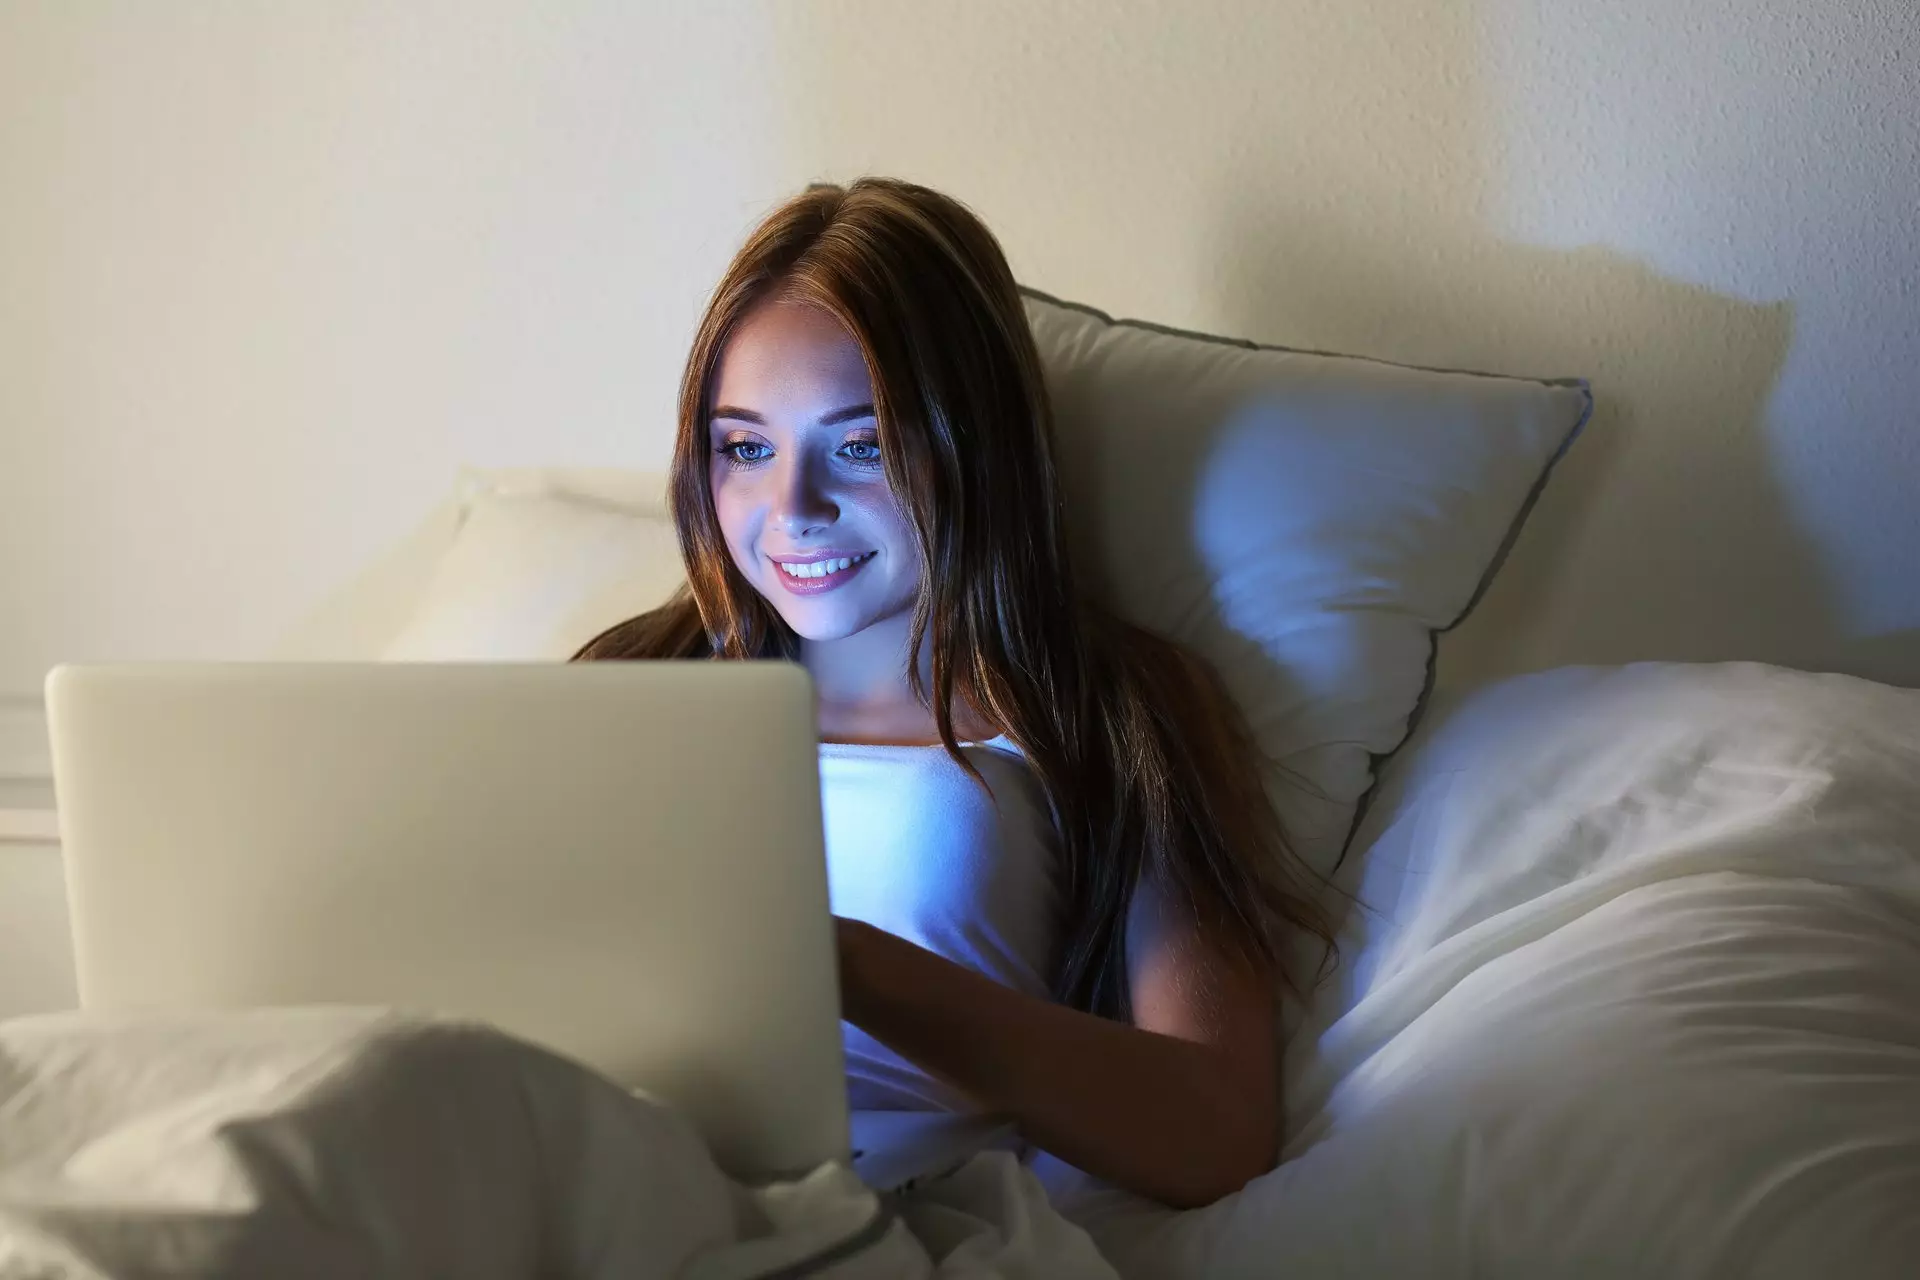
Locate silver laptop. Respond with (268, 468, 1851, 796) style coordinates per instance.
(47, 661, 1009, 1188)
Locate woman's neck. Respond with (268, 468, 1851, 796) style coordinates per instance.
(802, 615, 995, 745)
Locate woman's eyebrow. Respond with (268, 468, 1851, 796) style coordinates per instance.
(709, 402, 876, 427)
(818, 402, 876, 426)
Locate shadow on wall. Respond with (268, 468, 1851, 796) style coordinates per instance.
(1835, 630, 1920, 692)
(1201, 201, 1864, 690)
(757, 0, 1909, 688)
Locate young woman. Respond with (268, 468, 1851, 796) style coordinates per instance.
(577, 177, 1333, 1209)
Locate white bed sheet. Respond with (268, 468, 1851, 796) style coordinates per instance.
(0, 1008, 1115, 1278)
(1061, 662, 1920, 1276)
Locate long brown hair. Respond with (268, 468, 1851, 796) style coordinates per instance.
(577, 177, 1333, 1018)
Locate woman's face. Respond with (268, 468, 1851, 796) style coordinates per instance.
(706, 300, 921, 643)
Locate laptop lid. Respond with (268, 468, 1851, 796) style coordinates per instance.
(47, 661, 846, 1182)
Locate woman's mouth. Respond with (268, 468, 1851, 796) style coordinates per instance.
(772, 550, 876, 595)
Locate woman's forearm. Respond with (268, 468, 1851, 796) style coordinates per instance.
(838, 920, 1275, 1208)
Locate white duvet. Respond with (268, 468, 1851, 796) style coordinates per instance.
(4, 662, 1918, 1277)
(1066, 662, 1920, 1276)
(0, 1007, 1110, 1278)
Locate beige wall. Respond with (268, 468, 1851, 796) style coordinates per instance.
(4, 0, 1917, 734)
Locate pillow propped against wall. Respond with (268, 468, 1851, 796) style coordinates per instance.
(384, 291, 1591, 875)
(1023, 290, 1589, 876)
(382, 471, 680, 663)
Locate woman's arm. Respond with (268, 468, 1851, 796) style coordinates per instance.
(835, 881, 1278, 1208)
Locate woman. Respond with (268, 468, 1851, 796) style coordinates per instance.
(577, 177, 1333, 1209)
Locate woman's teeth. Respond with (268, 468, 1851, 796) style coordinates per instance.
(778, 552, 873, 580)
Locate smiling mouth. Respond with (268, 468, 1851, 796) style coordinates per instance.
(776, 551, 876, 581)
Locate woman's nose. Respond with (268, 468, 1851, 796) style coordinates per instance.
(769, 455, 838, 537)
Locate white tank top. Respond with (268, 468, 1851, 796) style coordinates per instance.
(818, 735, 1060, 1111)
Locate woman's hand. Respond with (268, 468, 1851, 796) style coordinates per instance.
(830, 915, 875, 1022)
(824, 906, 1278, 1208)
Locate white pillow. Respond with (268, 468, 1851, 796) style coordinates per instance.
(386, 293, 1590, 872)
(1025, 291, 1589, 872)
(383, 480, 682, 662)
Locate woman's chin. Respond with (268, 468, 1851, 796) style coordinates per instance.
(755, 576, 914, 645)
(771, 603, 872, 644)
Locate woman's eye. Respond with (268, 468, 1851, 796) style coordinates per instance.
(718, 440, 771, 466)
(840, 439, 882, 465)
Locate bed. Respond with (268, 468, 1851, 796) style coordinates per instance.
(3, 293, 1915, 1277)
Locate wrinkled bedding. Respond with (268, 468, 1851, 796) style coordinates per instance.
(1062, 663, 1920, 1277)
(0, 1008, 1114, 1279)
(4, 662, 1918, 1278)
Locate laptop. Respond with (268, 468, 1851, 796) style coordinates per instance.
(46, 661, 1011, 1188)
